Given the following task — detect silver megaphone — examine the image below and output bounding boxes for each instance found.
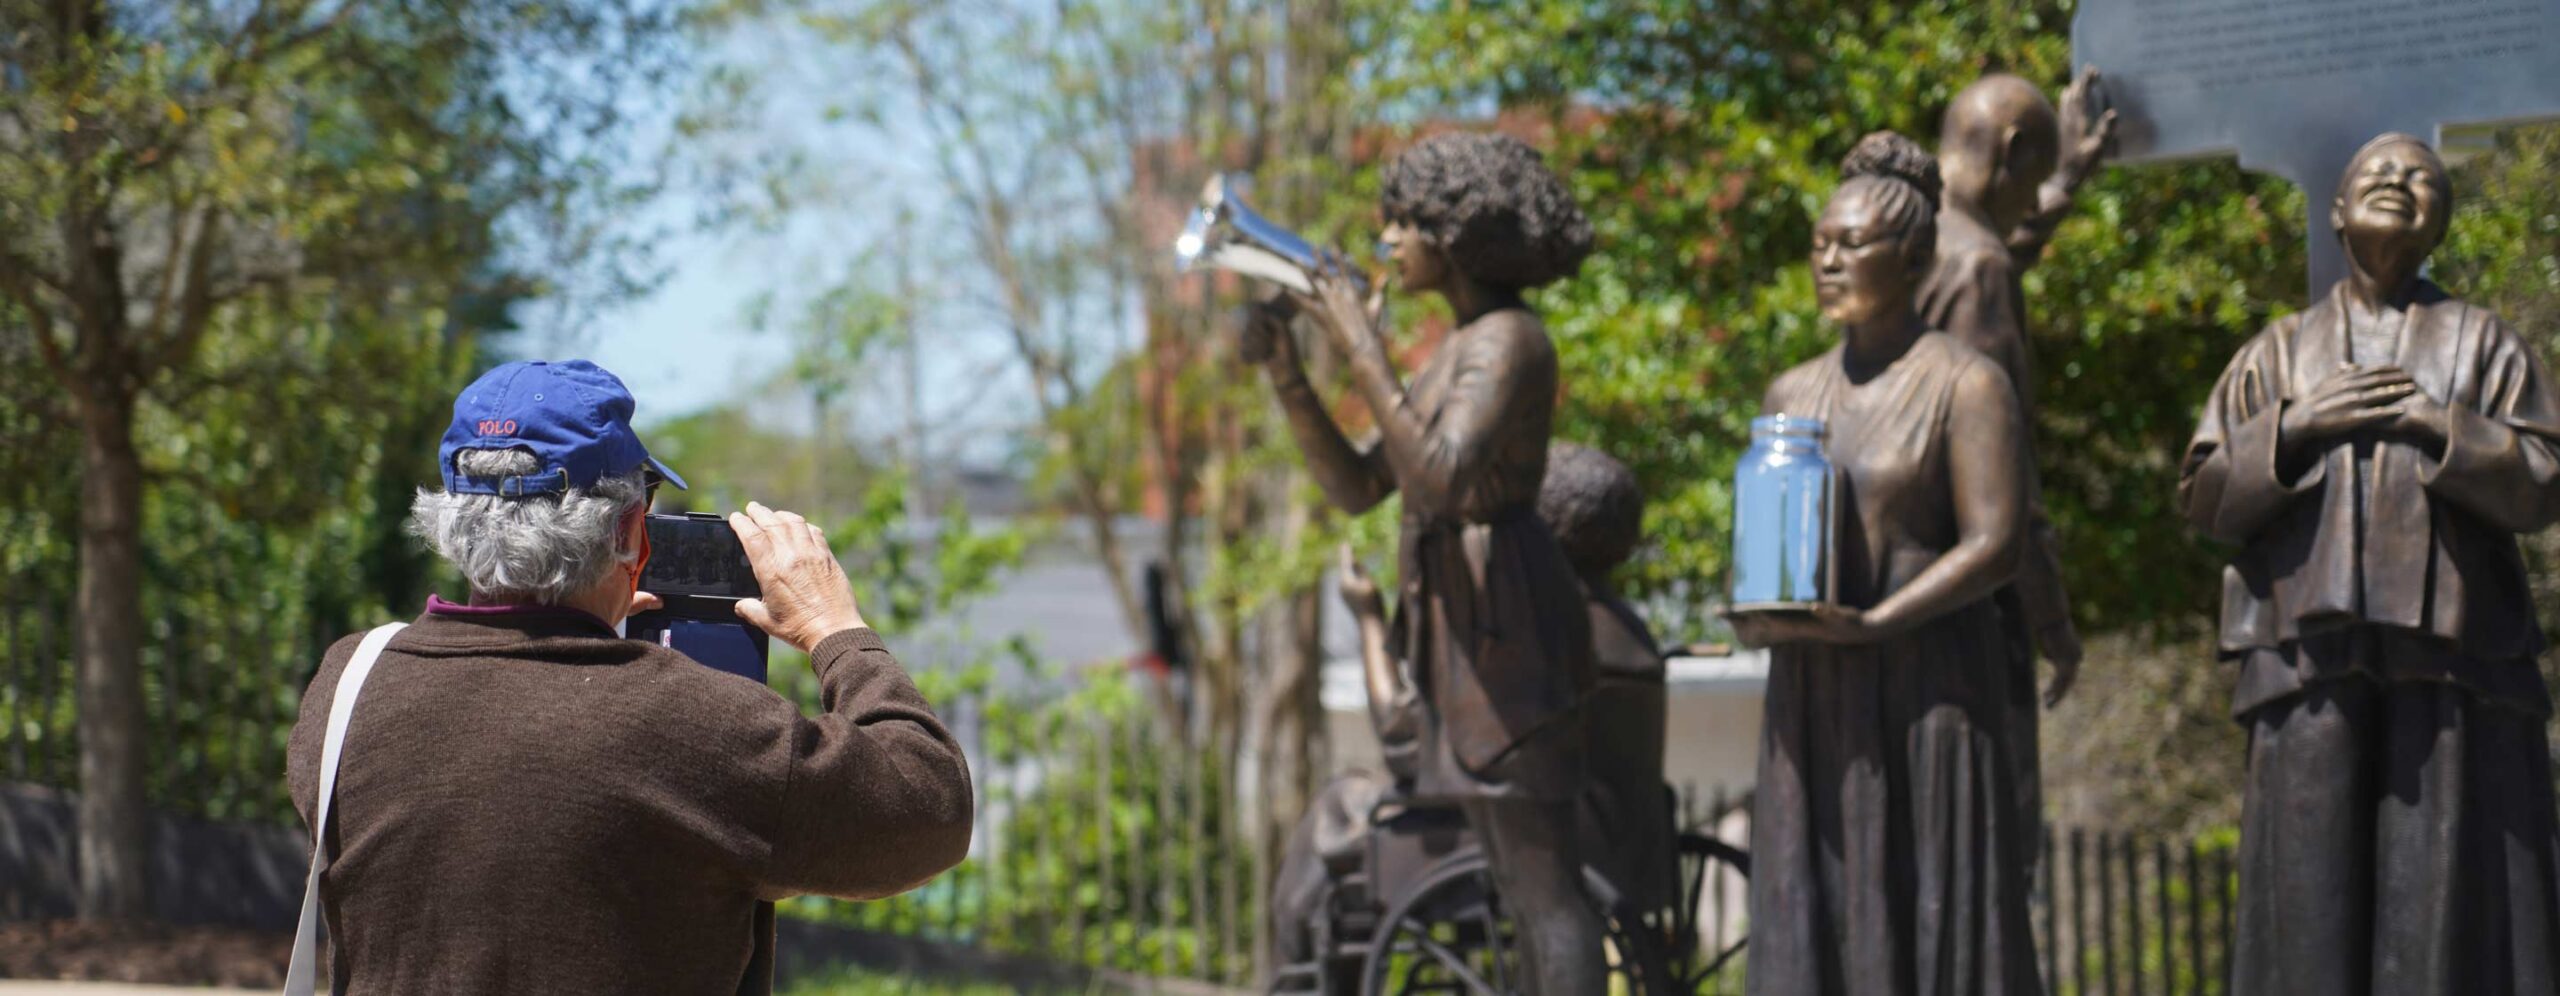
[1172,174,1364,295]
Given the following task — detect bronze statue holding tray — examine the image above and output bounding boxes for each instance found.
[1730,132,2042,996]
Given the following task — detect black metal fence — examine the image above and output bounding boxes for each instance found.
[811,690,1267,986]
[1605,790,2239,996]
[2039,827,2240,996]
[858,700,1772,991]
[3,595,330,827]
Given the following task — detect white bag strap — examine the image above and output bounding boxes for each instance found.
[285,621,408,996]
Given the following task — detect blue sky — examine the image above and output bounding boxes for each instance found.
[577,229,795,423]
[522,15,1040,453]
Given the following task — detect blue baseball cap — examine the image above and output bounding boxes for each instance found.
[438,360,688,497]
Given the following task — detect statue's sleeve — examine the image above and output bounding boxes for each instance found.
[2179,325,2322,546]
[1390,322,1539,518]
[2414,310,2560,533]
[1267,359,1396,514]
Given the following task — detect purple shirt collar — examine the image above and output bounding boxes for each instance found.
[426,594,615,633]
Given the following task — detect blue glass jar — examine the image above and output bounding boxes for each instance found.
[1730,414,1834,610]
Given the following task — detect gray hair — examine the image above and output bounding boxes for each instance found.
[408,447,649,604]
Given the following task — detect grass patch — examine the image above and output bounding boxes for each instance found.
[779,965,1025,996]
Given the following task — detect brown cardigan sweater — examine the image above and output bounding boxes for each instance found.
[286,605,973,995]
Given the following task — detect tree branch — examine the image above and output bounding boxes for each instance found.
[0,247,81,399]
[151,204,223,365]
[143,193,199,346]
[887,14,1148,641]
[124,0,366,179]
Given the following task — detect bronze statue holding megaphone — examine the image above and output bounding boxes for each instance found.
[1176,173,1368,297]
[1194,132,1602,994]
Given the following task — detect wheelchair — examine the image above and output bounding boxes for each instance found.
[1268,781,1750,996]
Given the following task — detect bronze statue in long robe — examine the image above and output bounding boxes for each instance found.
[2178,133,2560,995]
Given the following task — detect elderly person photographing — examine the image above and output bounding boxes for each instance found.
[285,360,972,995]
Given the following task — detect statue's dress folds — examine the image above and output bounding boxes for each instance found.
[2180,280,2560,995]
[1384,317,1592,801]
[1749,332,2043,996]
[1918,231,2074,888]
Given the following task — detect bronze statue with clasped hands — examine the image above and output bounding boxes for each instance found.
[2178,133,2560,996]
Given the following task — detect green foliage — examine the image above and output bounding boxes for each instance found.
[782,670,1255,984]
[1362,0,2560,645]
[0,302,482,822]
[0,0,690,835]
[780,967,1022,996]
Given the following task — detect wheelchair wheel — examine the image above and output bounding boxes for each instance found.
[1656,831,1750,992]
[1358,847,1674,996]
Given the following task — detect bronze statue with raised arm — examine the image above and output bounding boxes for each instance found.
[1923,67,2116,895]
[1241,131,1602,994]
[2177,133,2560,995]
[1731,132,2042,996]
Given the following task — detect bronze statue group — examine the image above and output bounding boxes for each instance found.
[1240,71,2560,996]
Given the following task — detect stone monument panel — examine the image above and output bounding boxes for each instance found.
[2075,0,2560,294]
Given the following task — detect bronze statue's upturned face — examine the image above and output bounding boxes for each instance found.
[2332,140,2450,254]
[1381,219,1449,294]
[1811,190,1918,327]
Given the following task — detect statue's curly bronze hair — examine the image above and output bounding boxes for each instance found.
[1381,132,1594,290]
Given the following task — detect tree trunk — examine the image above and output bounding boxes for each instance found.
[74,389,149,920]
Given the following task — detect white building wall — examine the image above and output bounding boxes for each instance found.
[1319,651,1767,799]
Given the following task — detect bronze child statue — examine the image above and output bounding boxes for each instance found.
[1529,441,1671,908]
[1269,441,1670,988]
[2178,132,2560,995]
[1243,130,1602,993]
[1731,132,2041,995]
[1335,441,1672,902]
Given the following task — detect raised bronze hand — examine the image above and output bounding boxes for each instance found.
[1237,295,1301,367]
[2056,66,2120,186]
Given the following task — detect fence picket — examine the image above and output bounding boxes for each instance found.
[2185,842,2202,996]
[37,599,60,784]
[2216,844,2235,994]
[1152,710,1176,978]
[1219,724,1242,986]
[955,699,980,941]
[2154,838,2173,996]
[1186,719,1210,981]
[3,606,20,780]
[2070,828,2088,996]
[2128,833,2145,995]
[2041,823,2059,994]
[1123,709,1147,972]
[1034,712,1063,961]
[1084,718,1106,966]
